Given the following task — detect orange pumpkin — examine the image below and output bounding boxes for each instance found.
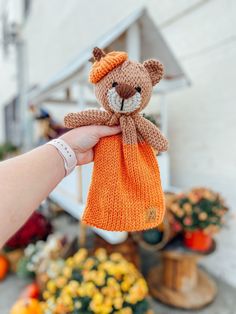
[0,254,9,280]
[11,298,42,314]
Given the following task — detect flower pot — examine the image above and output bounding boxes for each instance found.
[184,229,212,252]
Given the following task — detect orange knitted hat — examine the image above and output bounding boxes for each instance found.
[89,47,128,84]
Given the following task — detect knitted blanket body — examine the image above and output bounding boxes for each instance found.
[64,47,168,232]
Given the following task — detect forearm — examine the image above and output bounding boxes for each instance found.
[0,144,65,247]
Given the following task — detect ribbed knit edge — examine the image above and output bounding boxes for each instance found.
[82,212,165,232]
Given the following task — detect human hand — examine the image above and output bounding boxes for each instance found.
[60,125,121,165]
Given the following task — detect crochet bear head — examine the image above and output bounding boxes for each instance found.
[89,47,164,114]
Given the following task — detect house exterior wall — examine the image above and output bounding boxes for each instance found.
[0,48,17,142]
[147,0,236,286]
[23,0,143,87]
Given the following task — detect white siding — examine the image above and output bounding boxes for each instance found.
[147,0,236,286]
[24,0,144,86]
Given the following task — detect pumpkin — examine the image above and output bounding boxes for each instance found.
[0,254,9,280]
[10,298,42,314]
[20,282,40,299]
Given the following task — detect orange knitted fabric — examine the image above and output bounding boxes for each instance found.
[82,134,165,231]
[89,48,128,83]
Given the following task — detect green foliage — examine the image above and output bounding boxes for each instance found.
[16,256,35,279]
[125,299,149,314]
[0,143,18,161]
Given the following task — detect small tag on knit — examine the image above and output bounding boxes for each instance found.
[146,207,157,223]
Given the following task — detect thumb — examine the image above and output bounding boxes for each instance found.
[95,125,121,138]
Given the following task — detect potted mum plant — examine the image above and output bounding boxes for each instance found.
[40,248,153,314]
[169,187,228,252]
[4,211,51,272]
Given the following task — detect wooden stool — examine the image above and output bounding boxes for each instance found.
[148,250,217,309]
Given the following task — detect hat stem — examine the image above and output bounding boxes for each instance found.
[93,47,106,61]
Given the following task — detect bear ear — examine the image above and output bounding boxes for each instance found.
[143,59,164,86]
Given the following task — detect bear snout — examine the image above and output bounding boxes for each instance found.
[115,83,136,99]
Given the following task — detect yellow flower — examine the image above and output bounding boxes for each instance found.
[66,280,79,296]
[126,278,148,304]
[203,190,215,201]
[77,286,85,297]
[93,292,104,304]
[107,277,118,287]
[55,276,67,288]
[46,280,57,293]
[43,290,51,300]
[118,307,133,314]
[83,257,96,270]
[94,270,106,286]
[188,192,199,204]
[95,248,107,261]
[183,203,192,213]
[113,297,123,309]
[90,292,105,313]
[40,249,151,313]
[110,252,123,262]
[176,209,184,218]
[121,280,131,292]
[125,293,138,304]
[66,257,74,267]
[170,203,179,213]
[199,212,208,221]
[89,302,103,313]
[54,302,71,314]
[83,282,97,297]
[62,266,72,278]
[60,294,73,306]
[73,248,88,265]
[123,274,136,286]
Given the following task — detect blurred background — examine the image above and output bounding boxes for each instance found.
[0,1,235,313]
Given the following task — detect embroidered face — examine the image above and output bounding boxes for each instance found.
[94,59,164,114]
[107,81,142,113]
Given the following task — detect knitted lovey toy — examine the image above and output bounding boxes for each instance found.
[64,47,168,232]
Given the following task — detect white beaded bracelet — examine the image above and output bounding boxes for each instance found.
[47,138,77,176]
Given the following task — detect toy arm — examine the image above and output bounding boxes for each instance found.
[134,115,168,152]
[64,110,111,128]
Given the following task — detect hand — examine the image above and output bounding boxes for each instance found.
[60,125,121,165]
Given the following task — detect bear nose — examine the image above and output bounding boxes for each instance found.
[115,83,136,99]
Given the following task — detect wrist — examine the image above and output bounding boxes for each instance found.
[46,138,77,176]
[60,132,77,154]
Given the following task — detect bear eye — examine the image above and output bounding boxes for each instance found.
[112,82,118,88]
[135,86,141,93]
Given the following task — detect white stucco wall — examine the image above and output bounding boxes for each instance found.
[0,0,18,142]
[0,40,17,143]
[23,0,144,87]
[147,0,236,286]
[148,0,235,197]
